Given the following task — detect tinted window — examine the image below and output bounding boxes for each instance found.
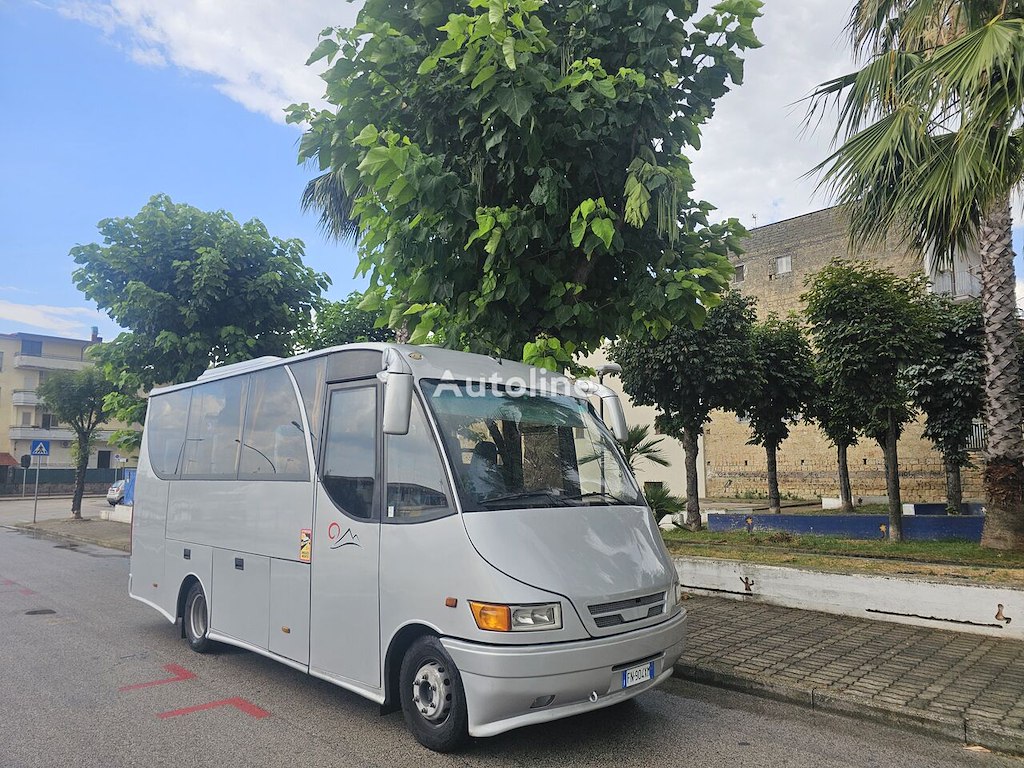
[322,387,377,519]
[181,377,248,478]
[146,388,192,477]
[385,399,451,522]
[287,357,327,455]
[238,367,309,480]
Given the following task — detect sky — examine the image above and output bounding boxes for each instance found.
[0,0,1021,341]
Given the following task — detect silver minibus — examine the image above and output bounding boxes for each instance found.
[129,344,687,751]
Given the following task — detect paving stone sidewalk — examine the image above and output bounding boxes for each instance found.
[675,594,1024,755]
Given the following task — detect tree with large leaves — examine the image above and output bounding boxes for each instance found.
[808,0,1024,549]
[287,0,763,363]
[37,368,117,519]
[744,315,816,514]
[611,291,757,528]
[72,194,330,445]
[299,290,393,351]
[802,260,931,541]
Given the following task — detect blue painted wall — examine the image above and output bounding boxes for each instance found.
[707,513,984,542]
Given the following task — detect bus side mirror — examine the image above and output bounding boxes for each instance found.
[382,372,414,435]
[574,380,629,443]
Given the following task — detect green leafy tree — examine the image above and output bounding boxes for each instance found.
[807,364,862,513]
[808,1,1024,549]
[619,424,671,475]
[37,368,117,519]
[745,316,815,514]
[802,261,931,541]
[287,0,763,360]
[904,297,985,513]
[71,194,330,445]
[611,291,757,528]
[300,291,393,350]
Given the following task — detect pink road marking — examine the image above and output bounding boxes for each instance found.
[119,663,196,692]
[1,579,16,586]
[157,697,270,720]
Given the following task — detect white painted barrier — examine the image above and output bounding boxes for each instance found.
[100,504,133,524]
[675,556,1022,640]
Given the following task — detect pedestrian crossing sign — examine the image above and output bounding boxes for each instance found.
[30,440,50,457]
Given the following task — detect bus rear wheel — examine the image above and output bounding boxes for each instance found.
[399,636,468,752]
[183,582,214,653]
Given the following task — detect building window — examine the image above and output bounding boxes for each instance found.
[774,255,792,275]
[42,413,59,430]
[21,411,31,426]
[734,264,745,283]
[0,350,4,371]
[20,339,42,357]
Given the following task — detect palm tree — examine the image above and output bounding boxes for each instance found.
[808,0,1024,550]
[619,424,671,474]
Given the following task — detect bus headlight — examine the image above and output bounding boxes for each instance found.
[469,601,562,632]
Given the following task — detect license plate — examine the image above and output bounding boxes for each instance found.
[621,661,655,689]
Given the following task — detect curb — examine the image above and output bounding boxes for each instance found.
[673,662,1023,757]
[9,521,130,553]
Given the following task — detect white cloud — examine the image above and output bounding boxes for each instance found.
[691,0,855,228]
[0,300,112,338]
[54,0,358,120]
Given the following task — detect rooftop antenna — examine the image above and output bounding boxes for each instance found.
[751,213,758,227]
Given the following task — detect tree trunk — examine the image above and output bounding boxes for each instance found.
[883,411,902,542]
[71,434,88,519]
[681,426,701,529]
[766,442,781,514]
[837,441,854,513]
[978,201,1024,550]
[944,456,962,515]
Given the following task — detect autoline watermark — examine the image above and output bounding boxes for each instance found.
[429,369,580,399]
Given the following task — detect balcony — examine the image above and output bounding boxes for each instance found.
[8,427,117,444]
[11,389,40,406]
[13,353,89,372]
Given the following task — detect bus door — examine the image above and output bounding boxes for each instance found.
[308,382,382,688]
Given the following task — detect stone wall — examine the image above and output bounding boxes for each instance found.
[703,207,985,503]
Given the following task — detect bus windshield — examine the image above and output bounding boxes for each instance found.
[420,380,642,512]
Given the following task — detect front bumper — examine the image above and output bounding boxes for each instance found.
[442,607,687,738]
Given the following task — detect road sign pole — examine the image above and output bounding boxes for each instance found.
[32,457,40,525]
[22,467,27,498]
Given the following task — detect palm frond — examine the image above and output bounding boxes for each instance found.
[301,171,362,245]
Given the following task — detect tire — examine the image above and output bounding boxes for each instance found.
[183,582,214,653]
[399,636,469,752]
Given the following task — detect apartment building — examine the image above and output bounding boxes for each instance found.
[0,330,124,469]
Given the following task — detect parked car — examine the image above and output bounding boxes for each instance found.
[107,479,126,506]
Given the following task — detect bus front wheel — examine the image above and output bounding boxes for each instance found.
[399,636,468,752]
[183,582,214,653]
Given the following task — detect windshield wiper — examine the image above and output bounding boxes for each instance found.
[478,490,574,508]
[562,491,631,505]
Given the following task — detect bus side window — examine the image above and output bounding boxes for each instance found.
[239,368,309,480]
[385,399,452,522]
[147,388,192,478]
[181,377,248,479]
[322,387,377,519]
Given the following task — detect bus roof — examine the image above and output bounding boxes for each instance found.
[148,343,573,397]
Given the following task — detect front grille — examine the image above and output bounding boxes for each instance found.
[588,591,665,615]
[587,590,667,630]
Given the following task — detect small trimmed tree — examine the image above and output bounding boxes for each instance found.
[802,260,931,541]
[807,365,861,513]
[612,291,757,528]
[745,315,815,514]
[37,368,117,519]
[72,194,330,446]
[904,297,985,514]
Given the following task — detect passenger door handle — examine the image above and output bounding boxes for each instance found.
[234,557,244,570]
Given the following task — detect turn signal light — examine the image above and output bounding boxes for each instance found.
[469,601,511,632]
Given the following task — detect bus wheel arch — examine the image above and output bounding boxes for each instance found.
[397,634,469,752]
[383,624,435,713]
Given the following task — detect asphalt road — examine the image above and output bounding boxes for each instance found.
[1,525,1021,768]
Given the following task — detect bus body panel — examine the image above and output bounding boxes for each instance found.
[128,427,167,614]
[211,548,271,648]
[269,558,311,664]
